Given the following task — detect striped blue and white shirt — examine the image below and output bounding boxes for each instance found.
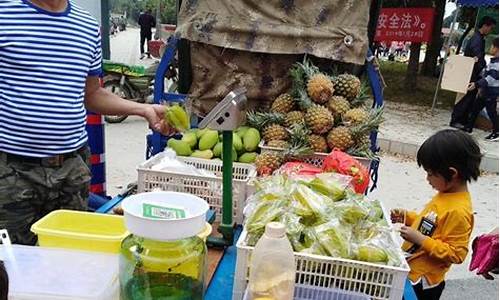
[0,0,102,157]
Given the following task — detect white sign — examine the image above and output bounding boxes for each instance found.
[441,55,475,94]
[72,0,102,24]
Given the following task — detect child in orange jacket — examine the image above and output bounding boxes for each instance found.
[391,129,482,300]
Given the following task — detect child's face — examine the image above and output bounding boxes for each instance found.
[426,170,451,192]
[490,45,499,56]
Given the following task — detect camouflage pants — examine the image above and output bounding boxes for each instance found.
[0,147,91,245]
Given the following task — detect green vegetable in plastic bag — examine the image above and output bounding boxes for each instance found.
[357,245,388,263]
[314,220,351,258]
[292,184,332,219]
[334,199,370,224]
[279,212,304,250]
[245,198,286,235]
[307,174,347,201]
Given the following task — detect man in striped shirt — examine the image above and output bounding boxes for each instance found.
[0,0,173,244]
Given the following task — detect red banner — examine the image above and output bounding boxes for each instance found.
[375,8,435,43]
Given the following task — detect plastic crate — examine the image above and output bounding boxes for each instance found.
[258,141,373,169]
[232,201,409,300]
[243,284,371,300]
[137,152,257,224]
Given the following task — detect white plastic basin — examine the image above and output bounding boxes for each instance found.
[121,191,209,241]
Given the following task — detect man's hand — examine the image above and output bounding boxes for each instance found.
[141,104,176,136]
[400,226,427,245]
[467,82,476,91]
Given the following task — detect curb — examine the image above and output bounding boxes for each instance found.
[378,138,499,173]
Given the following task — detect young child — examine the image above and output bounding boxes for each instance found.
[391,129,482,300]
[464,37,499,141]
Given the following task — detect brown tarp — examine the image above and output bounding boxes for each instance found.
[176,0,371,116]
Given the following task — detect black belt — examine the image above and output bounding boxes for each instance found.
[2,146,87,167]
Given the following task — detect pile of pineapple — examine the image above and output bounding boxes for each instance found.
[247,59,383,175]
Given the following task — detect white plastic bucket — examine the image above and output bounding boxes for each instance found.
[121,191,209,241]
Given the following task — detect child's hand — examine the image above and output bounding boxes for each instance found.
[399,226,427,245]
[390,209,406,224]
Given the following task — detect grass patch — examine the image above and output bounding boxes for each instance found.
[379,61,456,109]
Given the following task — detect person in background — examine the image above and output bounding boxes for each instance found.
[391,129,482,300]
[0,0,173,245]
[138,9,156,59]
[450,16,496,129]
[464,37,499,140]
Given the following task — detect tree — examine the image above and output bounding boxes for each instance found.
[421,0,447,77]
[405,43,422,88]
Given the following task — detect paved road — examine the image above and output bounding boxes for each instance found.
[104,28,499,299]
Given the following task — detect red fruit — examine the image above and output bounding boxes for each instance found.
[276,162,322,176]
[322,150,369,193]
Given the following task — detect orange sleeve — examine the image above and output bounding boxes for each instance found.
[405,210,418,226]
[420,210,473,264]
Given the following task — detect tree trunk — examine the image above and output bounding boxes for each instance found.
[405,43,422,89]
[456,24,474,54]
[421,0,447,77]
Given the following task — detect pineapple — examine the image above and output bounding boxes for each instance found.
[262,124,289,142]
[308,135,328,153]
[327,126,354,151]
[246,111,288,142]
[270,93,295,114]
[343,108,369,125]
[284,111,305,128]
[246,111,285,129]
[267,140,289,148]
[327,106,384,154]
[307,74,334,104]
[333,74,361,101]
[305,104,334,135]
[328,96,351,117]
[255,151,283,176]
[290,57,334,104]
[255,143,312,176]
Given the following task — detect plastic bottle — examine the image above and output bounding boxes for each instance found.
[248,222,295,300]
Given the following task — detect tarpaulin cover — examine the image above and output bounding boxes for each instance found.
[176,0,371,116]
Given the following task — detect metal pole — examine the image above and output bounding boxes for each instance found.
[100,0,110,59]
[431,5,460,113]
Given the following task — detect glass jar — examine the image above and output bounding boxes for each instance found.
[119,234,207,300]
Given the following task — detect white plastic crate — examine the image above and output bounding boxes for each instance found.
[259,141,373,169]
[137,152,256,224]
[232,202,409,300]
[243,284,371,300]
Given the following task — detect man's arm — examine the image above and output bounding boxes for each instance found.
[84,76,173,135]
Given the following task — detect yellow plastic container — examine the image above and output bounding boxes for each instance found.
[31,209,128,254]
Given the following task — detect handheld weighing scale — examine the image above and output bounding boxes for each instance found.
[198,87,247,246]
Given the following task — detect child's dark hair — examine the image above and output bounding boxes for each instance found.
[493,37,499,49]
[417,129,482,182]
[479,16,497,28]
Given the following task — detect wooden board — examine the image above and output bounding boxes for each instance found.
[207,248,224,283]
[441,55,475,94]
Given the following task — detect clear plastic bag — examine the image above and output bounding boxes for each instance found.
[314,219,352,259]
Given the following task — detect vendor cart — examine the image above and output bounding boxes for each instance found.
[96,1,419,299]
